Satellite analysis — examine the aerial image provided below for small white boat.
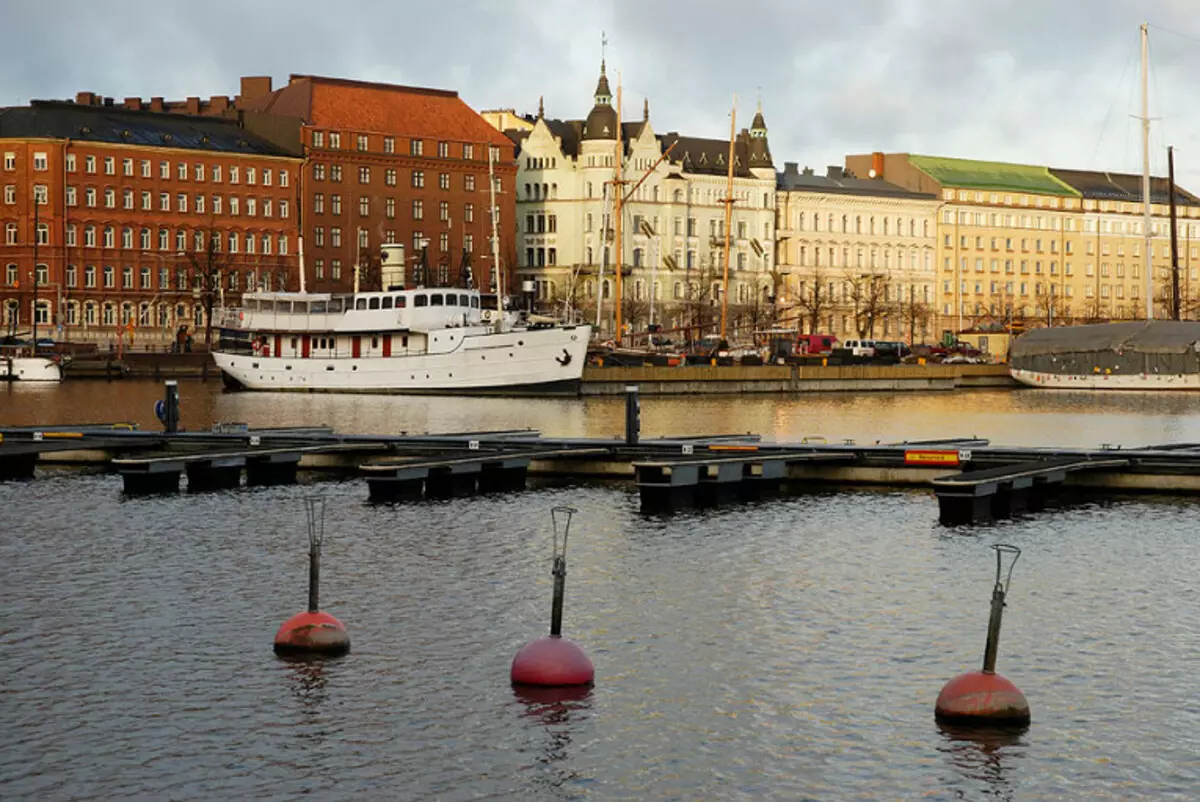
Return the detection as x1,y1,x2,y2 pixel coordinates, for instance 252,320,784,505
1,352,63,382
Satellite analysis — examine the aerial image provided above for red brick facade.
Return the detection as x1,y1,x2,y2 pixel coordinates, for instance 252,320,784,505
240,76,519,295
1,104,301,346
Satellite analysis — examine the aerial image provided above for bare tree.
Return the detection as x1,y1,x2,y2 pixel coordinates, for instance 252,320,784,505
794,265,833,335
183,227,231,348
896,284,934,345
1032,289,1072,327
844,270,893,338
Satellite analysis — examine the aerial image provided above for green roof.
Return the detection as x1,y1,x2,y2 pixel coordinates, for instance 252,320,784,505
909,155,1080,197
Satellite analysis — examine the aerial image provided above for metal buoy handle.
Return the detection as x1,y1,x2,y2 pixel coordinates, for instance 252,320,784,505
982,544,1020,673
549,506,577,637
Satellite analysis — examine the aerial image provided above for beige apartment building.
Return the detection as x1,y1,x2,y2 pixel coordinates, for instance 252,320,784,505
775,163,940,342
846,153,1200,337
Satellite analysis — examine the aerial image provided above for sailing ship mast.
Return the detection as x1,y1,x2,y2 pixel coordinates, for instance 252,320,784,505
720,96,737,342
488,145,504,332
1140,22,1153,320
613,79,625,345
1168,145,1181,320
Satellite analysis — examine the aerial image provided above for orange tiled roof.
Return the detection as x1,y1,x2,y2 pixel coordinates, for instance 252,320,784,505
258,75,512,147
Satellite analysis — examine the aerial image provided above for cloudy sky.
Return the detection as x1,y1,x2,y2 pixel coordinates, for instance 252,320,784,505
3,0,1199,190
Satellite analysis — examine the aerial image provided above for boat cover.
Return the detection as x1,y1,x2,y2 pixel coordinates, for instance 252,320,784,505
1010,321,1200,376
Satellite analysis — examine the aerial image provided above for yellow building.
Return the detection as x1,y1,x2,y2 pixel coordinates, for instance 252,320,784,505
845,153,1200,338
480,108,535,134
775,163,940,342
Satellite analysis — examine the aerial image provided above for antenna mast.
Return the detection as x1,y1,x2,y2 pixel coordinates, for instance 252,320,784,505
489,145,504,331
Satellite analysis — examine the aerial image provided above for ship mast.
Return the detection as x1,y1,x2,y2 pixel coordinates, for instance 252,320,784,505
613,78,624,345
489,145,504,332
720,96,737,342
1140,22,1153,320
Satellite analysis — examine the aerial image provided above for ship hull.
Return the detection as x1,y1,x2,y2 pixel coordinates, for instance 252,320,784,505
1,356,63,382
1011,367,1200,390
214,325,590,396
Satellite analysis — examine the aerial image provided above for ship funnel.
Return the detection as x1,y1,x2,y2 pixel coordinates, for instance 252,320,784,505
381,243,407,290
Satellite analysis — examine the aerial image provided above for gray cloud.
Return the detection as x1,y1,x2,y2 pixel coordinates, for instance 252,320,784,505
2,0,1198,188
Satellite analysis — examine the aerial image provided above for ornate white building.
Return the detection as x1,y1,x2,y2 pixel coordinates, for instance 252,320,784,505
776,163,941,342
508,62,777,339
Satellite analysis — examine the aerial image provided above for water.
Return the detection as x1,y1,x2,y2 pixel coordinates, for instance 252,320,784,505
2,383,1199,799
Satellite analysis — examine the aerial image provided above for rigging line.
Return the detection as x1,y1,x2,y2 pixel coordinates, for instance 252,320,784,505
1147,21,1200,46
1089,33,1137,171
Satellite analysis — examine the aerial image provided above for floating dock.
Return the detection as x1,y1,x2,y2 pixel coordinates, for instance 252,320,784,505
3,392,1198,525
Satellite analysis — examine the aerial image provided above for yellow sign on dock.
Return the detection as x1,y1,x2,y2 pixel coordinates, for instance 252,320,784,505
904,449,962,466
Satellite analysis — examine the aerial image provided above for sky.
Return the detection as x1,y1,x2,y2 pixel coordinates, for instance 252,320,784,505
3,0,1199,191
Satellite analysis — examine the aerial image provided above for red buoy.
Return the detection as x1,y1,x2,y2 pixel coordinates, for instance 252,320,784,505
274,498,350,658
935,670,1029,726
512,507,593,688
511,636,594,686
274,610,351,657
936,544,1029,727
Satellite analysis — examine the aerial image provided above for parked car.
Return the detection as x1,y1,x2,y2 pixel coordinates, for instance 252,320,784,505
841,339,877,357
873,341,912,359
795,333,839,355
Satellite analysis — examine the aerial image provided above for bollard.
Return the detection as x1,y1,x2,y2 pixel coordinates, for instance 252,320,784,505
511,506,594,687
624,385,640,446
163,380,180,433
935,544,1030,726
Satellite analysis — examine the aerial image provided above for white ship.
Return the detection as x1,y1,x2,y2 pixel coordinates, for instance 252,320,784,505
213,242,590,395
1,352,63,382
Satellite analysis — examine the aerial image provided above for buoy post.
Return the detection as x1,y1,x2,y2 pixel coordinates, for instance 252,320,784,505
935,544,1030,727
511,506,594,687
624,385,640,446
161,380,180,433
274,497,351,658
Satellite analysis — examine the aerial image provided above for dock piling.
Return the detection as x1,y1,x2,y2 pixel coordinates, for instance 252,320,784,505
624,385,640,446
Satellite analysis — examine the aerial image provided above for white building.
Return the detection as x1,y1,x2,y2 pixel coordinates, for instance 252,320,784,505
508,61,778,340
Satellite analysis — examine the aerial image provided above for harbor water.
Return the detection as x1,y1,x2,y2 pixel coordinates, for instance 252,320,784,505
2,382,1199,800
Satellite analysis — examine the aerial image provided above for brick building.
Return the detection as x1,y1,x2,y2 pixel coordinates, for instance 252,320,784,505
1,100,301,346
234,75,518,295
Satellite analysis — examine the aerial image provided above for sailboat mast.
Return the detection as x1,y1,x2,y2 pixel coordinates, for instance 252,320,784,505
1141,22,1153,320
614,79,624,345
489,145,503,331
720,96,737,342
1168,145,1181,320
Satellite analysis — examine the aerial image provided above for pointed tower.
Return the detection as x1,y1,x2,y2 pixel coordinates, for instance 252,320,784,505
747,99,774,180
582,59,618,141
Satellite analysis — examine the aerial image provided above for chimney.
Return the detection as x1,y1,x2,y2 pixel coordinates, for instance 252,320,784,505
210,96,230,114
803,166,814,176
124,97,143,111
827,166,844,180
75,91,96,106
871,151,885,179
150,96,165,112
783,161,799,179
103,97,114,107
239,76,273,103
186,96,201,115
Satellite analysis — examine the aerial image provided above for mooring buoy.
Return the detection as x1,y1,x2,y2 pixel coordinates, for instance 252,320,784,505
511,506,594,687
935,544,1029,726
274,497,350,658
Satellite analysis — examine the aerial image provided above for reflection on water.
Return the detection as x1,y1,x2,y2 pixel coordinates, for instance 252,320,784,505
513,685,593,798
937,723,1027,801
3,380,1199,447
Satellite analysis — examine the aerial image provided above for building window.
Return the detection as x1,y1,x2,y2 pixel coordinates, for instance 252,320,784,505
359,166,370,184
439,201,449,222
228,232,239,253
122,227,133,249
103,265,115,288
124,188,134,209
385,198,396,219
34,152,49,171
329,132,341,149
230,166,240,184
330,195,341,215
463,143,475,160
65,154,76,172
85,187,96,207
359,196,369,217
159,192,169,211
280,200,289,219
381,136,395,154
464,174,475,192
312,131,325,149
140,228,151,249
279,170,289,188
64,186,76,206
330,165,342,182
263,199,272,217
262,234,272,255
196,194,205,214
83,225,95,247
412,199,424,220
177,193,187,213
66,224,77,246
247,198,256,217
356,134,369,152
85,265,96,287
314,227,325,247
141,190,151,211
246,167,256,185
438,141,450,158
65,264,77,288
230,197,240,216
331,227,342,248
212,195,222,215
410,139,424,156
464,233,474,253
158,229,169,250
439,173,450,191
412,170,425,188
385,168,397,186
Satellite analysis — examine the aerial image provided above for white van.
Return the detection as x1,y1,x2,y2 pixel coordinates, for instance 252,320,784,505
842,339,877,357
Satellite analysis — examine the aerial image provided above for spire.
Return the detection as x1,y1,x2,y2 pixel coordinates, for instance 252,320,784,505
537,95,544,119
643,97,649,122
750,96,767,138
593,59,612,105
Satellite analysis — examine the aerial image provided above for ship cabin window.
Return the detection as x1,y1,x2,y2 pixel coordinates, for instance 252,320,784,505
371,337,379,349
401,335,409,348
356,298,367,310
414,294,428,307
396,295,407,308
369,297,380,310
291,337,298,350
381,296,393,309
430,293,444,306
446,294,457,306
471,296,480,308
257,299,274,312
459,294,470,306
310,301,327,313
